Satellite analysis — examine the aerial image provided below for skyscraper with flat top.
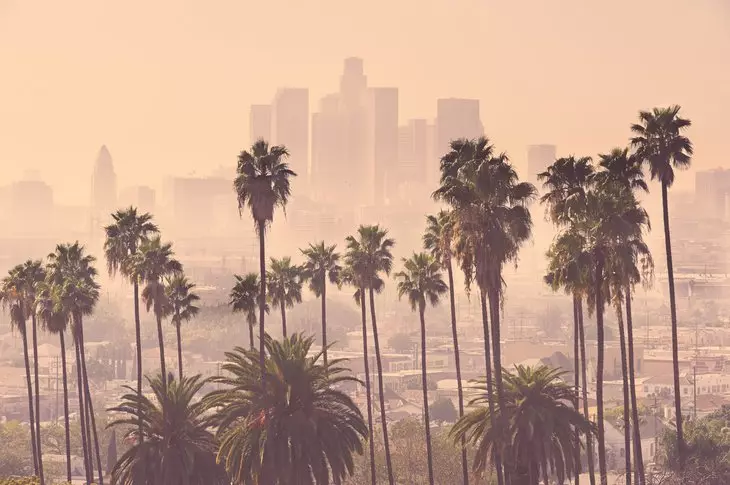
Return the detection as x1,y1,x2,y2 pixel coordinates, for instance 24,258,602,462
271,88,309,186
527,144,557,185
435,98,484,158
249,104,272,144
365,87,398,206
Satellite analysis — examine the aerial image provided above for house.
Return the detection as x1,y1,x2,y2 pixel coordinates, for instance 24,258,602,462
639,416,669,464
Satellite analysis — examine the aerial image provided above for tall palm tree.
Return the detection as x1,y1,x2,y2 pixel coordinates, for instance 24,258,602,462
395,252,448,485
108,374,228,485
164,274,200,378
452,365,595,485
346,224,396,485
128,235,183,391
300,241,341,368
266,256,303,339
0,265,40,477
207,334,368,484
229,273,268,350
104,207,159,439
47,242,103,485
341,263,377,485
234,139,296,372
539,155,596,485
631,105,693,466
423,209,469,485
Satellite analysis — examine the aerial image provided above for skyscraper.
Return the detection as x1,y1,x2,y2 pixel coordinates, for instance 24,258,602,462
527,144,557,186
435,98,484,157
271,88,309,187
91,145,117,215
249,104,272,144
365,87,398,205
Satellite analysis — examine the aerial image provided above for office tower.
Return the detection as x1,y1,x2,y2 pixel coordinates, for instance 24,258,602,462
695,168,730,220
169,176,230,238
365,87,399,206
119,185,156,214
397,119,429,184
340,57,367,109
435,98,484,157
271,88,309,186
311,94,342,202
91,145,118,215
9,178,53,236
249,104,272,144
527,144,557,186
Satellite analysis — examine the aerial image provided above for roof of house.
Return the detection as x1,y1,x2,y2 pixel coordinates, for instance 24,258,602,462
640,416,669,440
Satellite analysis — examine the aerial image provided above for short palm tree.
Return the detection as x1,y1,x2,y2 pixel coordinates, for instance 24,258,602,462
127,235,183,390
631,105,693,465
394,252,448,485
104,207,159,439
266,256,303,339
234,139,296,372
230,273,268,349
0,265,40,477
345,224,396,485
164,274,200,378
300,241,341,368
207,334,368,484
108,374,228,485
36,280,73,482
452,365,595,485
47,242,103,485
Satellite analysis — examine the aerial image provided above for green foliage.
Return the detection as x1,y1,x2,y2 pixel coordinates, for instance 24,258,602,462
430,397,458,423
0,478,40,485
388,333,413,353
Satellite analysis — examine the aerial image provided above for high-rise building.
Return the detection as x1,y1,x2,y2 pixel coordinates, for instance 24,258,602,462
271,88,309,186
695,168,730,220
397,119,429,184
435,98,484,157
311,94,342,203
249,104,272,144
119,185,156,214
9,179,53,236
365,87,399,206
91,145,117,215
527,144,557,186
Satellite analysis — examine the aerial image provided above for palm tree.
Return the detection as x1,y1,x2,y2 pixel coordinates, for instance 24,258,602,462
266,256,303,339
229,273,268,350
234,139,296,372
300,241,341,368
423,209,469,485
631,105,693,466
36,280,73,483
346,224,396,485
0,265,40,477
452,365,595,485
341,263,377,485
539,155,596,485
207,334,368,484
128,235,183,391
164,274,200,378
104,207,159,439
108,374,228,485
394,252,448,485
47,242,103,485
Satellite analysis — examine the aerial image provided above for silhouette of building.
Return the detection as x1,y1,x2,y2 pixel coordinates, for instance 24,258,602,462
398,118,429,186
435,98,484,158
527,144,557,186
695,168,730,220
365,87,398,206
9,178,53,236
249,104,272,144
311,94,343,203
91,145,118,214
119,185,156,214
271,88,309,188
168,176,230,238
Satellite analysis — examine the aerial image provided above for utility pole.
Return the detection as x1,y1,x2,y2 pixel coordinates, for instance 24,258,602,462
693,365,698,420
55,356,60,423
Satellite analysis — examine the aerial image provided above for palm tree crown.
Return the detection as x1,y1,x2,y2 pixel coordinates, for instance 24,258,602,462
230,273,268,325
108,374,227,485
129,236,183,316
394,253,448,312
423,210,454,266
300,242,341,297
207,334,368,485
344,225,395,289
104,207,159,279
164,274,200,328
266,256,303,312
538,155,595,227
234,139,297,232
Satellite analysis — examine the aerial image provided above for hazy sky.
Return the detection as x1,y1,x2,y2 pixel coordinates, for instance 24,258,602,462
1,0,729,205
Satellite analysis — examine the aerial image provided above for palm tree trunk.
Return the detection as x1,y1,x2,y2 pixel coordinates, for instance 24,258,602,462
578,298,596,485
480,290,504,485
156,313,167,389
489,281,512,485
572,294,581,485
360,290,377,485
133,279,144,442
83,370,104,485
77,319,102,485
59,332,72,483
662,181,684,467
321,282,328,368
258,223,267,374
280,301,287,339
615,299,632,485
626,290,645,484
595,259,608,485
447,260,469,485
368,287,395,485
419,305,435,485
31,314,45,485
176,322,184,378
74,338,92,485
22,328,40,476
248,321,255,351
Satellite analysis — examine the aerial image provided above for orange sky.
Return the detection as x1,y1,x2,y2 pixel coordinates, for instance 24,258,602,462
1,0,729,205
